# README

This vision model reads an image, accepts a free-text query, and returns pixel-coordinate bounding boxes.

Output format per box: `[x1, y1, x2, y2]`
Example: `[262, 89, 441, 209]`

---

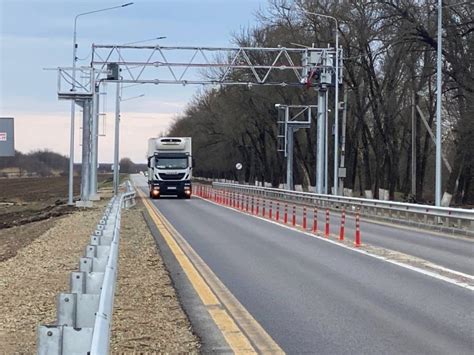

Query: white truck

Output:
[147, 137, 193, 199]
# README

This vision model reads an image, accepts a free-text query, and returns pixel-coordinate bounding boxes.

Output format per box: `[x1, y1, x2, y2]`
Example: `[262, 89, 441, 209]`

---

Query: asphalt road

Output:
[135, 177, 474, 354]
[216, 192, 474, 275]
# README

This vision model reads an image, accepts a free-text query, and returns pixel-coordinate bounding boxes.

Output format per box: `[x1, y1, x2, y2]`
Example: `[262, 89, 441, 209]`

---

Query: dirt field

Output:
[0, 175, 112, 260]
[0, 177, 201, 353]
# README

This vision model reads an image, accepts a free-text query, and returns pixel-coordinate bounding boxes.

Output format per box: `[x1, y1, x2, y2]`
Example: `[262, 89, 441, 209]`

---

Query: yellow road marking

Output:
[138, 190, 264, 354]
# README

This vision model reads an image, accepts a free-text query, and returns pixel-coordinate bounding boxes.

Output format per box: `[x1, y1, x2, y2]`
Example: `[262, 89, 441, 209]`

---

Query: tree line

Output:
[0, 150, 144, 177]
[168, 0, 473, 206]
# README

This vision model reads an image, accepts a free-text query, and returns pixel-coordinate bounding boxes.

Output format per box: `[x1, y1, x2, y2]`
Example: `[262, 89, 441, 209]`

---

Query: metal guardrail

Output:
[212, 182, 474, 236]
[38, 185, 136, 354]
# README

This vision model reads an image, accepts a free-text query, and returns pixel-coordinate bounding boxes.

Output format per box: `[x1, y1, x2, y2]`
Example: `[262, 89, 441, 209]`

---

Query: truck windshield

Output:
[156, 157, 188, 169]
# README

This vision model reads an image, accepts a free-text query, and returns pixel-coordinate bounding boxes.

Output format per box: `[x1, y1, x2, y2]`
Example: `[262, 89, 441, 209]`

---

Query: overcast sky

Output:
[0, 0, 268, 163]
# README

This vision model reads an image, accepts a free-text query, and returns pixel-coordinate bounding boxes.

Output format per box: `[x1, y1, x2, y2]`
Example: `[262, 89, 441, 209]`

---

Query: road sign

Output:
[0, 117, 14, 156]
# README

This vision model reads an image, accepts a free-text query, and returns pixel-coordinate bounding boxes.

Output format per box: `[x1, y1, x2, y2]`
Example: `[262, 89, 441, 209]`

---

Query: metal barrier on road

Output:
[37, 184, 135, 355]
[212, 182, 474, 236]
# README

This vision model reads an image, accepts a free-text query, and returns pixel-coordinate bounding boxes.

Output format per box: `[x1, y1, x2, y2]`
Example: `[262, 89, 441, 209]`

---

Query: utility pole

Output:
[69, 2, 134, 206]
[90, 83, 100, 200]
[287, 125, 295, 190]
[411, 90, 416, 197]
[80, 100, 91, 204]
[339, 85, 347, 194]
[435, 0, 442, 206]
[316, 87, 327, 194]
[113, 82, 121, 195]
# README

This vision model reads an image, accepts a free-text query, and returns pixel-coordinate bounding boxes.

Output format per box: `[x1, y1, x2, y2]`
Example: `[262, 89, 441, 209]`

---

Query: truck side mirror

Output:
[147, 157, 151, 168]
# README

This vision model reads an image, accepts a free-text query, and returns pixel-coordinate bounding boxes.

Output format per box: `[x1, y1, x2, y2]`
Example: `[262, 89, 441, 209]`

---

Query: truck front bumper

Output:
[150, 180, 192, 196]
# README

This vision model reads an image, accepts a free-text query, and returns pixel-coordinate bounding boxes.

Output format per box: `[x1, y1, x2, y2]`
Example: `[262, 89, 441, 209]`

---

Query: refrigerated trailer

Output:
[147, 137, 192, 199]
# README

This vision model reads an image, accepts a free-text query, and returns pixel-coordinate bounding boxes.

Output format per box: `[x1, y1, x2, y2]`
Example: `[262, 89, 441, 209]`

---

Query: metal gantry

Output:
[56, 44, 343, 205]
[277, 104, 316, 190]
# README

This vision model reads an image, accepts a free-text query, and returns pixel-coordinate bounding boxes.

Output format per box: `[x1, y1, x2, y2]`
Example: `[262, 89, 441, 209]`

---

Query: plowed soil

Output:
[0, 175, 111, 260]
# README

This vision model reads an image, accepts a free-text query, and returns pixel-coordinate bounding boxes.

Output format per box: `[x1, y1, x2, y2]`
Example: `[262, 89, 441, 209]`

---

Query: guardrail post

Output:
[38, 183, 136, 354]
[57, 293, 76, 327]
[70, 272, 86, 294]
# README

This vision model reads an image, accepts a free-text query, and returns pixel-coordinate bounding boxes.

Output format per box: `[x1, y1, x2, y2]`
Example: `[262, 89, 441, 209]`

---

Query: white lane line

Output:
[195, 195, 474, 292]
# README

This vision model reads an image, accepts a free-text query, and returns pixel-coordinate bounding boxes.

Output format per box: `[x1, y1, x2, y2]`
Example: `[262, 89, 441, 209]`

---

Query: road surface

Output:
[135, 176, 474, 354]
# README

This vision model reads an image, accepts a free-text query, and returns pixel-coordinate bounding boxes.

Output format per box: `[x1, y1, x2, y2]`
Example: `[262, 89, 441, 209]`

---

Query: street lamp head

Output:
[122, 2, 134, 7]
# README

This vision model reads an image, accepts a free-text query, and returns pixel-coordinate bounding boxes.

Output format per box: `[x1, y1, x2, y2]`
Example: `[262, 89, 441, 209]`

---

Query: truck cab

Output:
[147, 137, 192, 199]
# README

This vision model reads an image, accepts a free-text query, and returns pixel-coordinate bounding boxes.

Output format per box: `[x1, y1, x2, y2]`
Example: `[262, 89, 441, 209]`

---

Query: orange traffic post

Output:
[312, 207, 318, 233]
[303, 207, 307, 230]
[339, 208, 346, 241]
[269, 201, 273, 220]
[355, 210, 361, 247]
[292, 205, 296, 226]
[276, 202, 280, 221]
[256, 198, 260, 215]
[251, 197, 255, 215]
[263, 200, 266, 218]
[284, 204, 288, 224]
[237, 194, 240, 209]
[325, 209, 330, 238]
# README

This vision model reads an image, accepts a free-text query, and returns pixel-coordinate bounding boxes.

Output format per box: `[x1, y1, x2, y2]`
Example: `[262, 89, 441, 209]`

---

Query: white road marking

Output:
[197, 195, 474, 292]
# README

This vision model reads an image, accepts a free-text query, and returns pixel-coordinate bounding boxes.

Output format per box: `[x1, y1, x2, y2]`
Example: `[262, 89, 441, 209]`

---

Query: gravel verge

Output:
[0, 191, 201, 353]
[110, 201, 200, 353]
[0, 202, 106, 353]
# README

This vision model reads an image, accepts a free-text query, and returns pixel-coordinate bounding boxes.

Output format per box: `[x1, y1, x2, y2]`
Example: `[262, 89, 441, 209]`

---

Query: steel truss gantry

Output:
[57, 44, 342, 204]
[276, 105, 317, 190]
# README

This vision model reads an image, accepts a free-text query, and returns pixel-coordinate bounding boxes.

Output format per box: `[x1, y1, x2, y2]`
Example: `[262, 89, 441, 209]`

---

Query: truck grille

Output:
[158, 173, 186, 180]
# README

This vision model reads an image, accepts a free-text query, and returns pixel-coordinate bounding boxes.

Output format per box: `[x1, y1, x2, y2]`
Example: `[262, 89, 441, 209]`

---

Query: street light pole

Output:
[112, 91, 145, 195]
[435, 0, 442, 206]
[113, 83, 121, 195]
[69, 2, 134, 205]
